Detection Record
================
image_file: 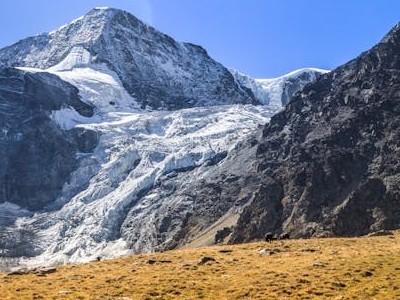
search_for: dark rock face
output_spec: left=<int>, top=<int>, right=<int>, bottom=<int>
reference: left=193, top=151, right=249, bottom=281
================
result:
left=210, top=23, right=400, bottom=242
left=0, top=68, right=97, bottom=210
left=0, top=8, right=257, bottom=110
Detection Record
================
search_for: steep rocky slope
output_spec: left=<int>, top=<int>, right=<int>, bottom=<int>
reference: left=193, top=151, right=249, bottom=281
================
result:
left=223, top=23, right=400, bottom=241
left=0, top=68, right=97, bottom=257
left=0, top=68, right=96, bottom=211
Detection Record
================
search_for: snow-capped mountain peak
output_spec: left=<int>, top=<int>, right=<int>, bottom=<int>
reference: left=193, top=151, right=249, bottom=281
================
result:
left=0, top=7, right=258, bottom=111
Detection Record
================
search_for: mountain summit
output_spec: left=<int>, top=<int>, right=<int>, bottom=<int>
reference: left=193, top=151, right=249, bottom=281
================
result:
left=0, top=7, right=258, bottom=110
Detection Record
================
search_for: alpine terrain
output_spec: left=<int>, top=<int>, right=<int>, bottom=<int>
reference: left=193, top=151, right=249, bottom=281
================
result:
left=0, top=7, right=324, bottom=268
left=207, top=23, right=400, bottom=243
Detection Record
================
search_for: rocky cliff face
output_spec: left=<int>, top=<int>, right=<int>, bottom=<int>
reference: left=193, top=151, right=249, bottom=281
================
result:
left=225, top=23, right=400, bottom=241
left=0, top=7, right=257, bottom=110
left=0, top=68, right=97, bottom=211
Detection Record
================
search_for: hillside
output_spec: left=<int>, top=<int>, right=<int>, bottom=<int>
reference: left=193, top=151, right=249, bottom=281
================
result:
left=1, top=232, right=399, bottom=299
left=198, top=22, right=400, bottom=243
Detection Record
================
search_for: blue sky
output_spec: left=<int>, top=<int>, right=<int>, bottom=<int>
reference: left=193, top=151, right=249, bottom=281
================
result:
left=1, top=1, right=400, bottom=78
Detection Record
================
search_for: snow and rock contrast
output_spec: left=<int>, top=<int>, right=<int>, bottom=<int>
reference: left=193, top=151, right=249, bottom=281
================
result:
left=0, top=7, right=258, bottom=110
left=0, top=7, right=331, bottom=269
left=207, top=23, right=400, bottom=243
left=15, top=105, right=280, bottom=267
left=231, top=68, right=329, bottom=107
left=8, top=3, right=398, bottom=269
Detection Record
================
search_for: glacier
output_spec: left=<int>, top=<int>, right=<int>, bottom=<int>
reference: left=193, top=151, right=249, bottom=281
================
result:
left=14, top=101, right=279, bottom=268
left=8, top=60, right=323, bottom=268
left=10, top=59, right=282, bottom=267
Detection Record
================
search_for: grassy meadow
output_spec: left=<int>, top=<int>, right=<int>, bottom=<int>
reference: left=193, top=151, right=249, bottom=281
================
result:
left=1, top=232, right=399, bottom=299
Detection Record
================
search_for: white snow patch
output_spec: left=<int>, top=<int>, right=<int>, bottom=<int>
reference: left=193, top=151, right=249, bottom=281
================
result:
left=50, top=108, right=100, bottom=130
left=48, top=65, right=142, bottom=114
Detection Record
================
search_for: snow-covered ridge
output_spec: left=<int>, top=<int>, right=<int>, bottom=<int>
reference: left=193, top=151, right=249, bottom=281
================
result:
left=260, top=68, right=329, bottom=80
left=231, top=68, right=329, bottom=107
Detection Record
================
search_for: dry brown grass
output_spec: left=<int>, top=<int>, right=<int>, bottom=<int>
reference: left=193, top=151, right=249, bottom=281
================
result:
left=1, top=232, right=400, bottom=299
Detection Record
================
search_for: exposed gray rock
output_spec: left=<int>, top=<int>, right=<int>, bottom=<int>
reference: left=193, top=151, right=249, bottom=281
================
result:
left=225, top=22, right=400, bottom=241
left=0, top=68, right=97, bottom=211
left=258, top=248, right=276, bottom=256
left=6, top=266, right=56, bottom=276
left=197, top=256, right=216, bottom=265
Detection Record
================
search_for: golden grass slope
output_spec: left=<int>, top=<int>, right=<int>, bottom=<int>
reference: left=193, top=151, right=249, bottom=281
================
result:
left=1, top=231, right=400, bottom=299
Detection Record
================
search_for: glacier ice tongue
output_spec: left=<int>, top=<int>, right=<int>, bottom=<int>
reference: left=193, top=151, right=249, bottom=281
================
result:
left=13, top=101, right=280, bottom=266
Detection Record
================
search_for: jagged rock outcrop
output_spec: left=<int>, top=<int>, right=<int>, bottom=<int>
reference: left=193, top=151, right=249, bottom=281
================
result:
left=0, top=68, right=97, bottom=210
left=226, top=23, right=400, bottom=241
left=0, top=7, right=257, bottom=110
